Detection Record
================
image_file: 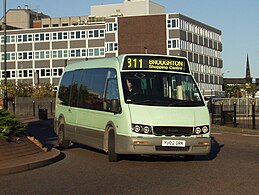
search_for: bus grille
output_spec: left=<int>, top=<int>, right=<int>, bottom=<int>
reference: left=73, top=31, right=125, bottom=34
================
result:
left=155, top=146, right=190, bottom=151
left=153, top=126, right=193, bottom=136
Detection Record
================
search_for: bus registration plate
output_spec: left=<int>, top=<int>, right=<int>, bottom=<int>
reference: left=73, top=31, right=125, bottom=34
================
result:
left=162, top=140, right=186, bottom=147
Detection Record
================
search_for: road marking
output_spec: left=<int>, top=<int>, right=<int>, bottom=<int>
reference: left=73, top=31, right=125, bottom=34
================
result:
left=211, top=132, right=222, bottom=135
left=242, top=134, right=259, bottom=137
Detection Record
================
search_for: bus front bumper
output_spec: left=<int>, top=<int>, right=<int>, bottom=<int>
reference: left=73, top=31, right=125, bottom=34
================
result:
left=116, top=135, right=211, bottom=156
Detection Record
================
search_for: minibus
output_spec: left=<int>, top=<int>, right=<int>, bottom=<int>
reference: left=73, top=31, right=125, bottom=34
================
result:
left=54, top=54, right=211, bottom=162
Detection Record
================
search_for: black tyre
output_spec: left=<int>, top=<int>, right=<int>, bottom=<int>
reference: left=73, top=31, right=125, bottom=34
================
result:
left=58, top=124, right=70, bottom=149
left=108, top=128, right=119, bottom=162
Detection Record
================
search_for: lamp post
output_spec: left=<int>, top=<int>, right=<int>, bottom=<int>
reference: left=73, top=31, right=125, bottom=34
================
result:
left=3, top=0, right=8, bottom=110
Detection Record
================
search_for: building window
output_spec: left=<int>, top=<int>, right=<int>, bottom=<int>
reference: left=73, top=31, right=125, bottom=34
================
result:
left=40, top=33, right=45, bottom=41
left=53, top=51, right=58, bottom=58
left=81, top=31, right=86, bottom=38
left=76, top=31, right=81, bottom=39
left=17, top=35, right=22, bottom=42
left=63, top=50, right=68, bottom=58
left=82, top=49, right=87, bottom=56
left=70, top=50, right=75, bottom=57
left=63, top=32, right=68, bottom=39
left=106, top=42, right=118, bottom=52
left=12, top=71, right=16, bottom=78
left=168, top=39, right=179, bottom=49
left=34, top=34, right=40, bottom=41
left=88, top=49, right=93, bottom=56
left=167, top=19, right=178, bottom=28
left=28, top=52, right=33, bottom=59
left=41, top=69, right=45, bottom=77
left=35, top=52, right=39, bottom=59
left=71, top=32, right=75, bottom=39
left=53, top=33, right=57, bottom=40
left=88, top=29, right=105, bottom=39
left=46, top=69, right=51, bottom=76
left=28, top=34, right=33, bottom=41
left=18, top=53, right=23, bottom=60
left=58, top=50, right=62, bottom=58
left=23, top=35, right=27, bottom=42
left=46, top=51, right=50, bottom=58
left=40, top=51, right=45, bottom=59
left=106, top=23, right=118, bottom=32
left=94, top=30, right=99, bottom=37
left=58, top=32, right=63, bottom=40
left=53, top=68, right=63, bottom=76
left=88, top=31, right=93, bottom=38
left=76, top=49, right=81, bottom=57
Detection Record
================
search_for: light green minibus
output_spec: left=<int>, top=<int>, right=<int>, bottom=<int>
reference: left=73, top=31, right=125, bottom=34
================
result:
left=54, top=54, right=211, bottom=162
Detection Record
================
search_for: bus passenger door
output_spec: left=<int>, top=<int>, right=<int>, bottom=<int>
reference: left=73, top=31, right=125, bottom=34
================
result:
left=66, top=70, right=82, bottom=142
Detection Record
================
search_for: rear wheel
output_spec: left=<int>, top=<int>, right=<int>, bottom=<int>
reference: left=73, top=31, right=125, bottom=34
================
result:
left=58, top=124, right=70, bottom=149
left=108, top=128, right=119, bottom=162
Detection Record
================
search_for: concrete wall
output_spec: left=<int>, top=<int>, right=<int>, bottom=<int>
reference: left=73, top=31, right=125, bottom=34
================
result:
left=91, top=0, right=165, bottom=16
left=9, top=97, right=55, bottom=117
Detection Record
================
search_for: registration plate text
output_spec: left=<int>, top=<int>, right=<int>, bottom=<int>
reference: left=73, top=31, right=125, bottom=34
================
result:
left=162, top=140, right=186, bottom=147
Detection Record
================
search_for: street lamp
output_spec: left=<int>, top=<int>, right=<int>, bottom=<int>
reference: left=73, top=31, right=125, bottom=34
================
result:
left=144, top=47, right=148, bottom=54
left=3, top=0, right=8, bottom=110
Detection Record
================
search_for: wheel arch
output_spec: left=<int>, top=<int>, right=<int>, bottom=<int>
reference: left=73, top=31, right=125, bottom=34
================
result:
left=103, top=121, right=117, bottom=152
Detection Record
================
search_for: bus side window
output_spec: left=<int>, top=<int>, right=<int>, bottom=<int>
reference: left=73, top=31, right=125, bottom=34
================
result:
left=70, top=70, right=83, bottom=107
left=104, top=78, right=119, bottom=111
left=57, top=71, right=73, bottom=106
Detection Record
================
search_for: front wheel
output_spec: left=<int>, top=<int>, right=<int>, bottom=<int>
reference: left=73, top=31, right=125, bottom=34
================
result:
left=58, top=124, right=70, bottom=149
left=108, top=128, right=120, bottom=162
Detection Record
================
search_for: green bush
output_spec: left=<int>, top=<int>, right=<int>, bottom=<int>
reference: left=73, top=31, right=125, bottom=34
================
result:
left=0, top=109, right=27, bottom=141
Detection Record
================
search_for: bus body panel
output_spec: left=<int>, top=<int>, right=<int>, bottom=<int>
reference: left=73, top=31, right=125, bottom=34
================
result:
left=74, top=108, right=129, bottom=150
left=128, top=104, right=210, bottom=127
left=115, top=135, right=211, bottom=155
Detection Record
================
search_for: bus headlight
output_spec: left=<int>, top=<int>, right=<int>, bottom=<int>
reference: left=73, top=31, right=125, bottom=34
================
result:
left=143, top=126, right=151, bottom=134
left=132, top=124, right=152, bottom=134
left=194, top=127, right=201, bottom=134
left=194, top=125, right=209, bottom=135
left=202, top=126, right=209, bottom=134
left=133, top=125, right=141, bottom=133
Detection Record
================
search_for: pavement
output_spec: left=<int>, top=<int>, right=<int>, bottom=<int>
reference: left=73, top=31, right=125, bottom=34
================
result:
left=0, top=116, right=259, bottom=176
left=0, top=116, right=62, bottom=176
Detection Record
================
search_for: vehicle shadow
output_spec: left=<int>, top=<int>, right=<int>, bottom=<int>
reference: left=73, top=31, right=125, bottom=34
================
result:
left=23, top=118, right=58, bottom=150
left=68, top=137, right=223, bottom=162
left=23, top=118, right=223, bottom=162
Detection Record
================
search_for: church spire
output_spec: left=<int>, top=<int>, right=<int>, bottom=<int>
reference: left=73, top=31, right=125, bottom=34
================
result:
left=245, top=54, right=251, bottom=84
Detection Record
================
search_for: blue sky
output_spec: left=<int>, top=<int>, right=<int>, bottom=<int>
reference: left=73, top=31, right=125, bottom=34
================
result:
left=3, top=0, right=259, bottom=78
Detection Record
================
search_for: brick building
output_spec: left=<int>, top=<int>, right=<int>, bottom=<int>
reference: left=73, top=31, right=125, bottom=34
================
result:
left=0, top=0, right=223, bottom=95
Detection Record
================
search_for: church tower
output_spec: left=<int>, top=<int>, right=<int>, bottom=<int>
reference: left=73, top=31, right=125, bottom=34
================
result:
left=245, top=54, right=251, bottom=84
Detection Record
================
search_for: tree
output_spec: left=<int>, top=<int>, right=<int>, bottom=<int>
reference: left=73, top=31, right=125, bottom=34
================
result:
left=0, top=109, right=26, bottom=141
left=0, top=81, right=33, bottom=99
left=0, top=81, right=55, bottom=99
left=224, top=83, right=243, bottom=98
left=245, top=83, right=257, bottom=98
left=32, top=83, right=55, bottom=98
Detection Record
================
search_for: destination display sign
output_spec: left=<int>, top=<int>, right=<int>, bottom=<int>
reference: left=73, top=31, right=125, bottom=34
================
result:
left=123, top=55, right=189, bottom=73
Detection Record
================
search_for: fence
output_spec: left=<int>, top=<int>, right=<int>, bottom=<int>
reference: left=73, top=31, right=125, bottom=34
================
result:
left=8, top=97, right=55, bottom=117
left=210, top=98, right=259, bottom=129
